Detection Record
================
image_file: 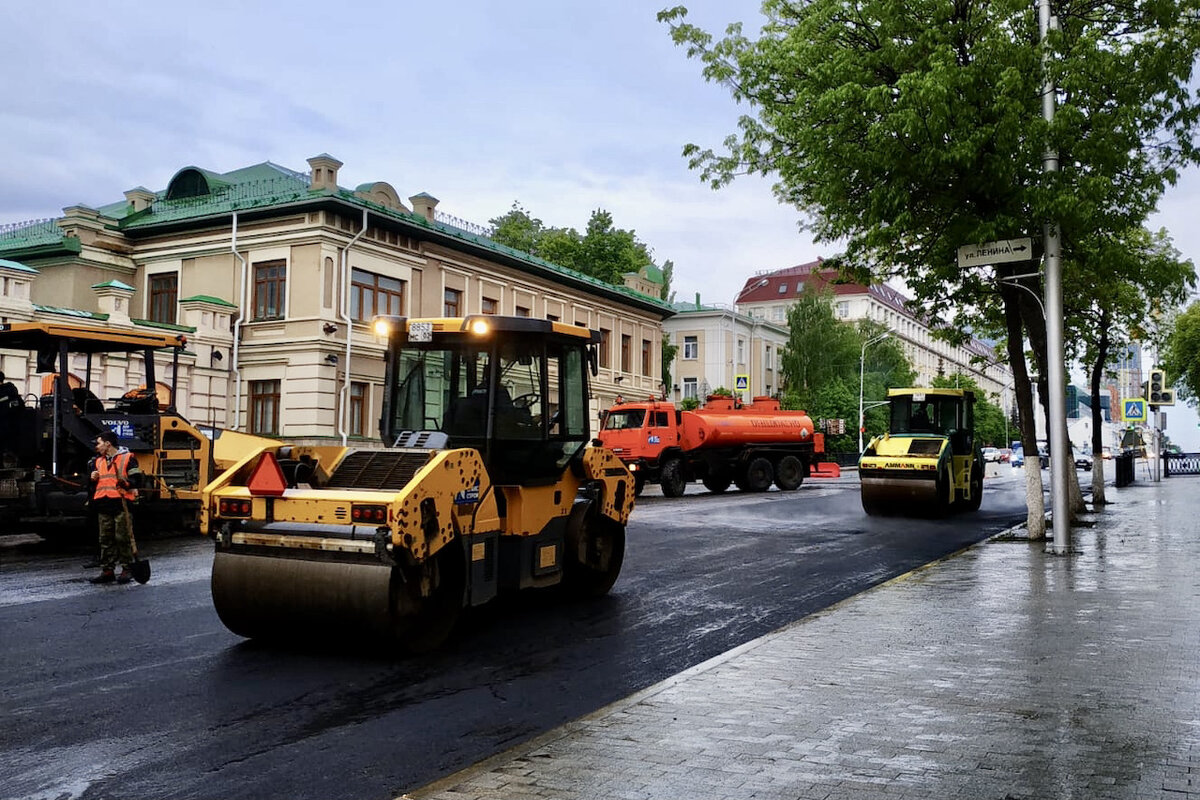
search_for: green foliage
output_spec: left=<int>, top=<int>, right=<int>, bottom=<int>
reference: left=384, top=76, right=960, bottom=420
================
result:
left=660, top=0, right=1200, bottom=401
left=1162, top=301, right=1200, bottom=404
left=488, top=202, right=670, bottom=290
left=710, top=386, right=732, bottom=397
left=680, top=396, right=701, bottom=410
left=661, top=331, right=679, bottom=391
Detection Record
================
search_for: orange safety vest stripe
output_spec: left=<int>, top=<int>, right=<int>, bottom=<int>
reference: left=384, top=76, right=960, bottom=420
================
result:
left=94, top=452, right=137, bottom=501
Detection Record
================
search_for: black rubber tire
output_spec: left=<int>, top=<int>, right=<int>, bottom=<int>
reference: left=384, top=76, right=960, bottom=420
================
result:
left=660, top=458, right=687, bottom=497
left=633, top=473, right=647, bottom=497
left=736, top=456, right=774, bottom=492
left=702, top=472, right=732, bottom=494
left=774, top=456, right=804, bottom=491
left=564, top=514, right=626, bottom=598
left=932, top=466, right=952, bottom=517
left=391, top=544, right=465, bottom=654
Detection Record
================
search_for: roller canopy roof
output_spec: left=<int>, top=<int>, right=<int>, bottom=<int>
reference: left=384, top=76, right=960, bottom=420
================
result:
left=0, top=322, right=187, bottom=354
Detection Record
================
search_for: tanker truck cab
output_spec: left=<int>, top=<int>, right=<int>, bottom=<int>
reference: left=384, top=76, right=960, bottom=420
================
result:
left=858, top=388, right=983, bottom=516
left=205, top=315, right=635, bottom=652
left=599, top=400, right=680, bottom=495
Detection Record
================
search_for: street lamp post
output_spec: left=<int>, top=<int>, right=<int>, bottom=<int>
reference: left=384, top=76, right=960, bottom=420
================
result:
left=859, top=333, right=889, bottom=453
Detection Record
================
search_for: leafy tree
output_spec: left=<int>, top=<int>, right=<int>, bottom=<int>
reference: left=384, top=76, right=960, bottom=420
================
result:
left=659, top=0, right=1200, bottom=534
left=661, top=331, right=679, bottom=395
left=779, top=289, right=913, bottom=450
left=1162, top=301, right=1200, bottom=404
left=489, top=203, right=661, bottom=287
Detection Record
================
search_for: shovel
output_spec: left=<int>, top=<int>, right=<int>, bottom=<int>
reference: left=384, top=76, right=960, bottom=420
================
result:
left=122, top=499, right=152, bottom=584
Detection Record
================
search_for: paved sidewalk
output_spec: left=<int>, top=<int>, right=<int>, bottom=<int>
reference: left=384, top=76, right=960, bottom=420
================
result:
left=405, top=477, right=1200, bottom=800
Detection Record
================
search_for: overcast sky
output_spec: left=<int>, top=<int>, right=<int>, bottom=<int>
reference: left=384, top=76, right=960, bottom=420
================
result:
left=6, top=0, right=1199, bottom=445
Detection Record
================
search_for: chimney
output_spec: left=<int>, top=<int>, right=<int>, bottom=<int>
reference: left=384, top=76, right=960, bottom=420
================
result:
left=409, top=192, right=439, bottom=223
left=124, top=187, right=156, bottom=212
left=307, top=154, right=343, bottom=192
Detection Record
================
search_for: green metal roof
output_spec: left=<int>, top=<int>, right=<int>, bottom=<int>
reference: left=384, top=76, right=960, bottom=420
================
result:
left=0, top=258, right=37, bottom=273
left=1, top=158, right=676, bottom=317
left=34, top=304, right=109, bottom=320
left=180, top=294, right=238, bottom=308
left=91, top=279, right=135, bottom=291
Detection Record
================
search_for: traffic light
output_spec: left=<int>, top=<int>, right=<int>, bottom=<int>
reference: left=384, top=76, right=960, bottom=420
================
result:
left=1148, top=368, right=1175, bottom=407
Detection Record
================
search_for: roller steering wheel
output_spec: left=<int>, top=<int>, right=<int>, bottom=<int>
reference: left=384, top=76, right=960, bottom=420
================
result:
left=512, top=393, right=539, bottom=410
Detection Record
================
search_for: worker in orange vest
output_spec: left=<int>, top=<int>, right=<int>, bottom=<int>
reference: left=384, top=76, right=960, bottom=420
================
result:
left=88, top=430, right=144, bottom=585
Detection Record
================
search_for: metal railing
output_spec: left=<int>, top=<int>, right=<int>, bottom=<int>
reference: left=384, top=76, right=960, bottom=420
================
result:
left=0, top=218, right=60, bottom=241
left=433, top=210, right=493, bottom=238
left=1165, top=453, right=1200, bottom=477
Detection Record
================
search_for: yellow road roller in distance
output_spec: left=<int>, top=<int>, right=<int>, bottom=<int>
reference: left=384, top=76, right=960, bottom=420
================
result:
left=203, top=315, right=635, bottom=652
left=858, top=388, right=983, bottom=516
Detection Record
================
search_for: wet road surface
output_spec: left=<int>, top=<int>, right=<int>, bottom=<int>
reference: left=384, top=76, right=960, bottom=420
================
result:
left=0, top=468, right=1031, bottom=800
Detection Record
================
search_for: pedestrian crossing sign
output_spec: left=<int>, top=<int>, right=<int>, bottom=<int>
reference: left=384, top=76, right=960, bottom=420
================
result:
left=1122, top=398, right=1146, bottom=422
left=735, top=374, right=749, bottom=392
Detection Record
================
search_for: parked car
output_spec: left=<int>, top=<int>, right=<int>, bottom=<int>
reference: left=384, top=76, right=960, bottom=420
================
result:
left=997, top=448, right=1012, bottom=463
left=982, top=446, right=999, bottom=462
left=1075, top=452, right=1093, bottom=471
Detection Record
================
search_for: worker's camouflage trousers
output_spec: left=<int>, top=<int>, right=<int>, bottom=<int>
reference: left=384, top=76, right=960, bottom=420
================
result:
left=98, top=509, right=134, bottom=571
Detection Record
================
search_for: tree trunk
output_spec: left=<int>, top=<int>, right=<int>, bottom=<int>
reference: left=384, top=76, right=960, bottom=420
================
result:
left=1089, top=317, right=1110, bottom=505
left=1001, top=286, right=1045, bottom=539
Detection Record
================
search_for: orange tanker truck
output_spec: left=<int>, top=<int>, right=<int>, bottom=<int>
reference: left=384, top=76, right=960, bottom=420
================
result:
left=597, top=395, right=826, bottom=496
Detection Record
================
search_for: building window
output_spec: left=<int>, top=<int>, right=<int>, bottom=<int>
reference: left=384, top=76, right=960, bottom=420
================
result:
left=773, top=307, right=785, bottom=322
left=350, top=268, right=405, bottom=322
left=249, top=379, right=280, bottom=435
left=736, top=338, right=745, bottom=365
left=621, top=334, right=631, bottom=373
left=599, top=328, right=611, bottom=369
left=253, top=260, right=286, bottom=320
left=515, top=305, right=530, bottom=317
left=837, top=300, right=850, bottom=318
left=683, top=378, right=698, bottom=399
left=683, top=335, right=698, bottom=360
left=641, top=339, right=652, bottom=376
left=765, top=345, right=773, bottom=370
left=778, top=283, right=788, bottom=294
left=149, top=273, right=178, bottom=325
left=444, top=288, right=462, bottom=316
left=481, top=297, right=498, bottom=315
left=349, top=381, right=367, bottom=437
left=547, top=313, right=560, bottom=322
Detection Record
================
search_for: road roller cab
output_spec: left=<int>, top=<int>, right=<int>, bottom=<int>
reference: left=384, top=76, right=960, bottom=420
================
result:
left=203, top=315, right=635, bottom=652
left=858, top=388, right=983, bottom=516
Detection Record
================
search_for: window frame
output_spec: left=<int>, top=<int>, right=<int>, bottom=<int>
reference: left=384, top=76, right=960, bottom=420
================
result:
left=148, top=273, right=178, bottom=325
left=350, top=268, right=405, bottom=322
left=252, top=260, right=287, bottom=321
left=249, top=379, right=281, bottom=435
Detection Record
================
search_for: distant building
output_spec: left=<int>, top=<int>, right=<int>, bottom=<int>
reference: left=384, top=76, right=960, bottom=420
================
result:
left=663, top=298, right=789, bottom=404
left=733, top=259, right=1012, bottom=403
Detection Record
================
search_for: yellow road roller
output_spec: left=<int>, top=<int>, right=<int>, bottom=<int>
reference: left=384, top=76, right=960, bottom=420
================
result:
left=858, top=388, right=983, bottom=516
left=202, top=315, right=634, bottom=651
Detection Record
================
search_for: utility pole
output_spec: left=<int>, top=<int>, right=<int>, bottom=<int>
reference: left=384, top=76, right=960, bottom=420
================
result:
left=1040, top=0, right=1071, bottom=554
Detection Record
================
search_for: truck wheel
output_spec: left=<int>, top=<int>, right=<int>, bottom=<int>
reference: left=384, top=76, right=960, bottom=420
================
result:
left=660, top=458, right=686, bottom=497
left=633, top=473, right=646, bottom=497
left=774, top=456, right=804, bottom=491
left=735, top=457, right=773, bottom=492
left=702, top=472, right=732, bottom=494
left=565, top=515, right=626, bottom=597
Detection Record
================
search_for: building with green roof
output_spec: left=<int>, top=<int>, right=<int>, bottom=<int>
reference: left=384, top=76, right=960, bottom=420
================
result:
left=0, top=154, right=675, bottom=440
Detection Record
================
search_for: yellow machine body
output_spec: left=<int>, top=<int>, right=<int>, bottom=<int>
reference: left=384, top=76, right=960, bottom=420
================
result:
left=204, top=315, right=634, bottom=650
left=858, top=388, right=982, bottom=516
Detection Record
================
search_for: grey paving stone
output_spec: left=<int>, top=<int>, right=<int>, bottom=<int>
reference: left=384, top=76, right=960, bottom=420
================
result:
left=406, top=480, right=1200, bottom=800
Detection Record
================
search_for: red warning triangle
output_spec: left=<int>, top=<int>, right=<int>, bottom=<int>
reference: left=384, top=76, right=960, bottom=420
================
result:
left=247, top=451, right=288, bottom=497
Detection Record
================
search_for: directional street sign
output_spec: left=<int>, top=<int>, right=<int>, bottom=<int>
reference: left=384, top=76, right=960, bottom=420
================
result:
left=1122, top=398, right=1147, bottom=423
left=957, top=237, right=1034, bottom=268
